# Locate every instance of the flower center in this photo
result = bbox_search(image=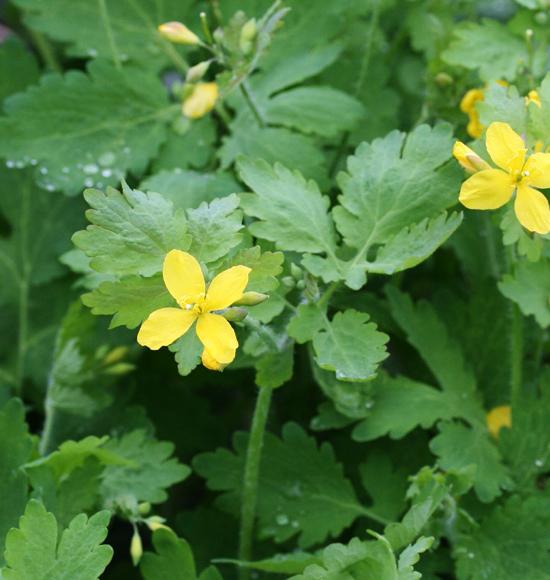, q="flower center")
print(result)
[180,293,207,315]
